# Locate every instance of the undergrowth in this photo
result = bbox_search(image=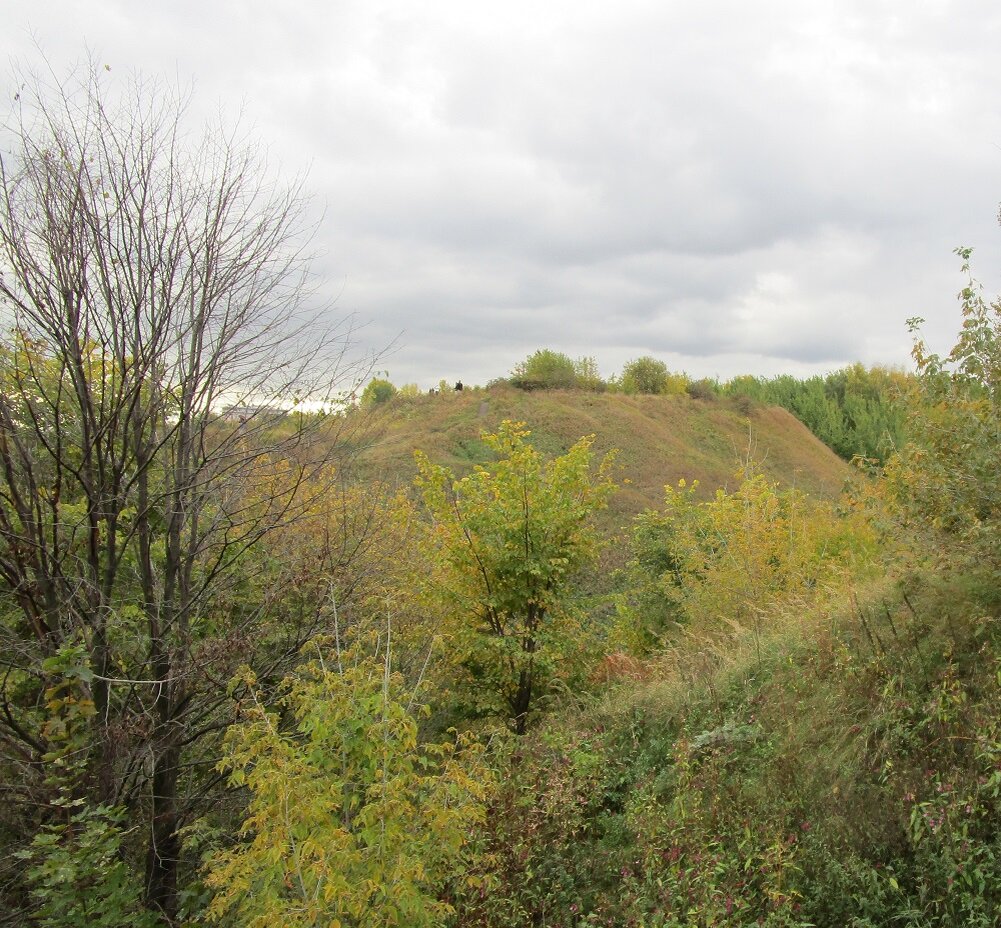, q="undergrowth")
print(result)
[452,570,1001,927]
